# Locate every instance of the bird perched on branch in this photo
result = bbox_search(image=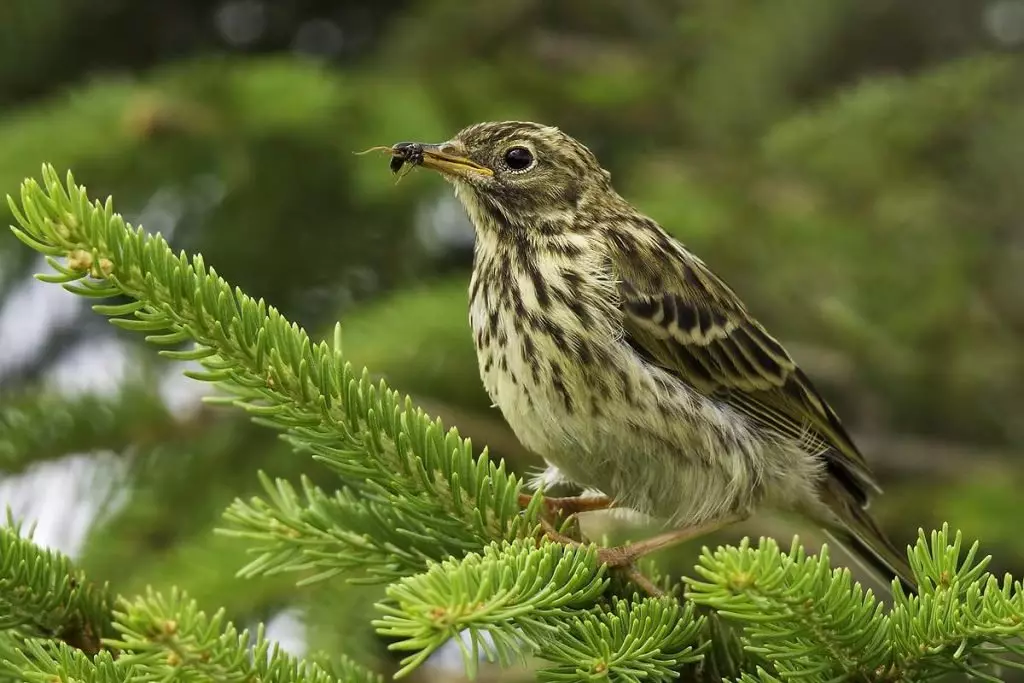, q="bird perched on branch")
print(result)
[365,121,916,594]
